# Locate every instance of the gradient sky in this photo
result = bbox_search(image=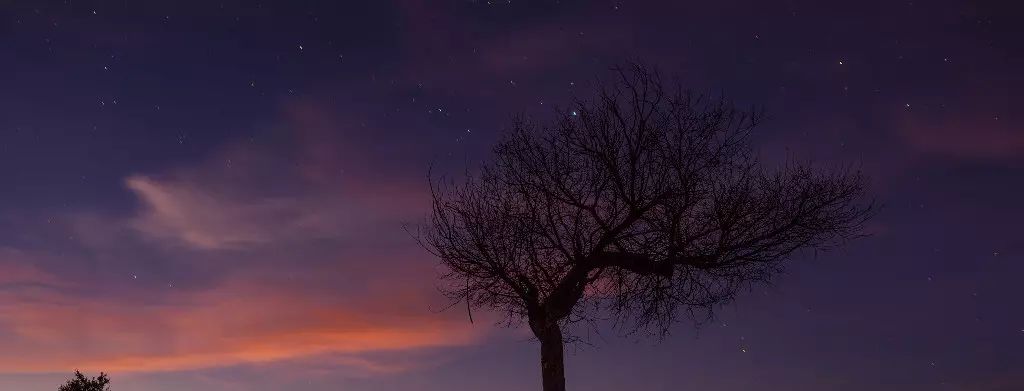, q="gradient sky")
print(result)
[1,1,1022,390]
